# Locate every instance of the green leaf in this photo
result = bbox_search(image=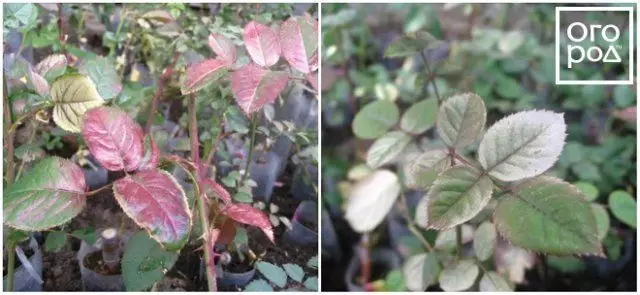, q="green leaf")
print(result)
[245,279,274,291]
[494,177,602,255]
[122,231,179,291]
[437,93,486,148]
[78,56,123,100]
[495,76,522,99]
[547,255,585,273]
[51,74,105,133]
[474,222,496,261]
[613,84,634,108]
[385,31,443,58]
[403,149,451,190]
[4,4,38,33]
[478,110,567,182]
[401,98,437,134]
[366,131,412,168]
[479,271,512,291]
[5,229,29,247]
[608,190,636,228]
[591,204,610,241]
[71,228,98,245]
[282,263,304,283]
[307,255,318,269]
[384,270,406,291]
[402,253,440,291]
[573,181,599,202]
[3,157,86,231]
[571,162,602,182]
[14,144,45,162]
[303,276,318,291]
[438,260,479,291]
[44,231,68,252]
[427,166,493,229]
[256,261,288,288]
[352,100,399,139]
